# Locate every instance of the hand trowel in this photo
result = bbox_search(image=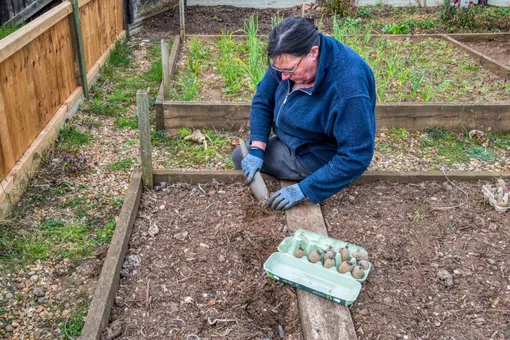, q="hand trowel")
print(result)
[239,139,269,202]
